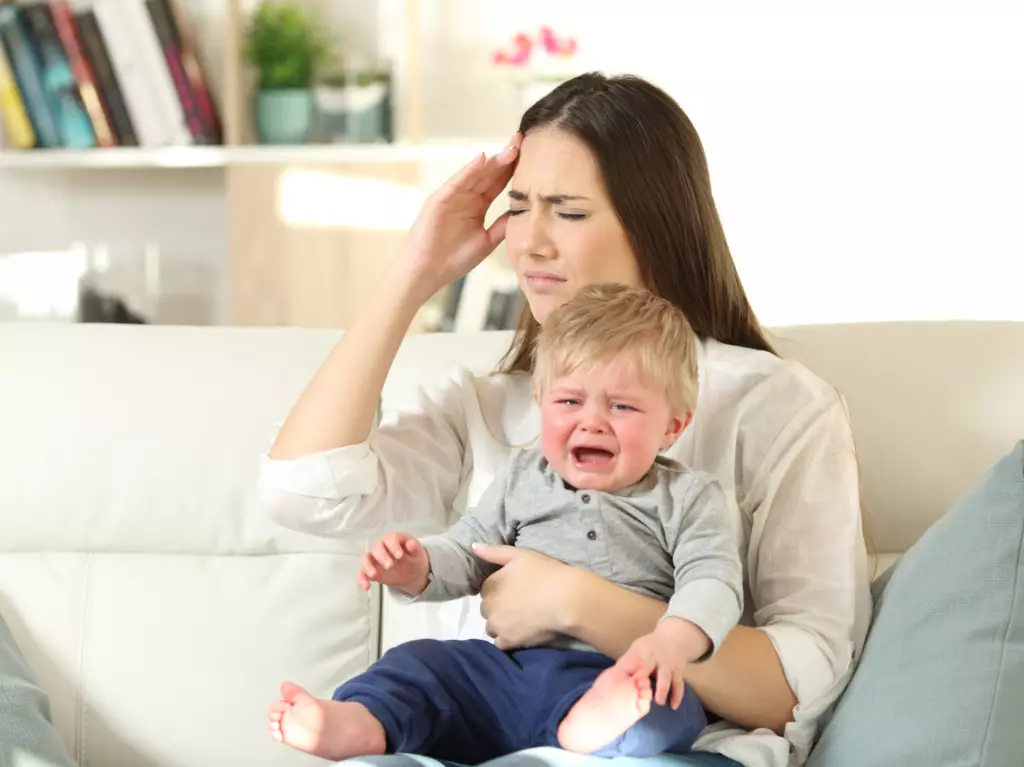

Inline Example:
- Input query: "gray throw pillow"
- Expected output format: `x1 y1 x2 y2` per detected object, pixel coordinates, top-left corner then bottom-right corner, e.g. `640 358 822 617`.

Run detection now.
0 613 76 767
808 440 1024 767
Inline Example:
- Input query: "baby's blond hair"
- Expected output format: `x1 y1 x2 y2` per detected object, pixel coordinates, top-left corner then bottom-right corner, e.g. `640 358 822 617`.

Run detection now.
532 284 699 414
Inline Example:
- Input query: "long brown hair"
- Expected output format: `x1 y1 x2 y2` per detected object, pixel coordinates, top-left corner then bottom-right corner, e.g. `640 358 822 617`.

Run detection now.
498 73 775 373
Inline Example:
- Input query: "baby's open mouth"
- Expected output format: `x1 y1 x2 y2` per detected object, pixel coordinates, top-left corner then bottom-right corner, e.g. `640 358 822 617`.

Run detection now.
571 447 616 465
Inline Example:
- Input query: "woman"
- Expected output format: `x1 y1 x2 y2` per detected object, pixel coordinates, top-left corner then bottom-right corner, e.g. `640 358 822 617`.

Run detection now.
258 73 871 767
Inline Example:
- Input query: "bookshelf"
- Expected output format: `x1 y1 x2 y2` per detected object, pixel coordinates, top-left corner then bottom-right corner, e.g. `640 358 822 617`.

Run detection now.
0 0 429 159
0 0 509 330
0 142 504 169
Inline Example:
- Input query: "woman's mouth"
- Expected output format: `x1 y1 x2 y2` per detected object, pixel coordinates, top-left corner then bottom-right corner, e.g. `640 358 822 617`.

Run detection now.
524 272 567 293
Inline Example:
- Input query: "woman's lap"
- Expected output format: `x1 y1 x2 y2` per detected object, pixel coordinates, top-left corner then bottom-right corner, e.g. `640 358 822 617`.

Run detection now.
335 748 741 767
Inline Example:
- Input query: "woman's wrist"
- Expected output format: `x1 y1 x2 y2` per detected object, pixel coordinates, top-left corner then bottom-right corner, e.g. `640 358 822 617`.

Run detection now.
555 565 601 635
381 256 442 310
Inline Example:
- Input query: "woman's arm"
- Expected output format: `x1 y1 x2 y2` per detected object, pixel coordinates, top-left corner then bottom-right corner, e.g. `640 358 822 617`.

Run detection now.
269 138 521 460
561 569 795 734
476 546 797 733
268 266 432 459
683 626 795 735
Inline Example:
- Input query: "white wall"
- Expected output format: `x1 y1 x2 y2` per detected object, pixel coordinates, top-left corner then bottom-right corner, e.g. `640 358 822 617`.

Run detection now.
2 1 1021 327
412 0 1024 325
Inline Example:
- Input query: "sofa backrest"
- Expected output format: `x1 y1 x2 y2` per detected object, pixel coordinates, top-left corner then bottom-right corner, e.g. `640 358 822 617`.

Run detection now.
769 322 1024 557
0 324 365 767
0 320 1020 767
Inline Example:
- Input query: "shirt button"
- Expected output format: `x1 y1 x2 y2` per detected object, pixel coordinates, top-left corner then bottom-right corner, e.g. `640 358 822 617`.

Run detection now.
586 530 597 541
581 493 591 503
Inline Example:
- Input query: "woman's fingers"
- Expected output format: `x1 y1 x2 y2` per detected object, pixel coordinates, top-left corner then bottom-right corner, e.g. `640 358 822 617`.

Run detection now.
471 141 520 196
479 135 522 197
485 210 511 250
434 135 519 204
471 543 519 566
434 152 486 202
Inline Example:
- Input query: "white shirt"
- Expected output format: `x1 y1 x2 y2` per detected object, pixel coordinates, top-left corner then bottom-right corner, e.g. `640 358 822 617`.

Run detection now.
256 338 871 767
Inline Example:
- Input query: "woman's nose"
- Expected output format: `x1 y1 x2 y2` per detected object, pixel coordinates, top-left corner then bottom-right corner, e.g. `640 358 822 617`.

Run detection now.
512 211 557 261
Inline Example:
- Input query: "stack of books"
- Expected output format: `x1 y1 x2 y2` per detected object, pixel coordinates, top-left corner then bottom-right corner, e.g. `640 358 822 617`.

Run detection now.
0 0 220 150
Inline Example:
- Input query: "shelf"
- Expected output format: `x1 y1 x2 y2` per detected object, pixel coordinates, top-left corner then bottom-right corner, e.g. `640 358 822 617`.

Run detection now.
0 142 506 170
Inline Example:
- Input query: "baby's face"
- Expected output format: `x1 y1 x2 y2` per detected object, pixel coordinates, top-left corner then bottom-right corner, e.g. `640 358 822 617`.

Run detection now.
538 359 686 492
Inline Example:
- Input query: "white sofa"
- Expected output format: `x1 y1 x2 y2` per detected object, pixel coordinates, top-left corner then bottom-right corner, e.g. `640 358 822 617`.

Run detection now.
1 320 1022 767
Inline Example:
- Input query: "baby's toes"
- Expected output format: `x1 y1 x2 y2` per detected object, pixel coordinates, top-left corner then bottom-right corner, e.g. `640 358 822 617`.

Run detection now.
633 674 653 698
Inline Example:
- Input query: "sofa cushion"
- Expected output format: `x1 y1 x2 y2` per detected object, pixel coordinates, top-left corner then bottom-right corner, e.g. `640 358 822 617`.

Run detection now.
808 440 1024 767
0 324 379 766
0 612 76 767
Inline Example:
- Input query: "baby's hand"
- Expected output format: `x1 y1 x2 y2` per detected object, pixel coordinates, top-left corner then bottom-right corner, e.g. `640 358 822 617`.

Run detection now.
614 618 710 710
357 532 430 596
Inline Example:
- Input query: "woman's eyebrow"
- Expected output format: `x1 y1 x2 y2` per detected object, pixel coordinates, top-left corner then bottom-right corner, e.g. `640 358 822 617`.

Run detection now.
508 189 591 203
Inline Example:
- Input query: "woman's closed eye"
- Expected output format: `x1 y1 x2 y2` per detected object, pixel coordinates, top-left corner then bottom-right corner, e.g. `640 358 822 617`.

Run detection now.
507 208 587 221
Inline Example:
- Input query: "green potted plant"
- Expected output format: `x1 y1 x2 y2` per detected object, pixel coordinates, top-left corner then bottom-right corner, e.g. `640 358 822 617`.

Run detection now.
244 2 333 144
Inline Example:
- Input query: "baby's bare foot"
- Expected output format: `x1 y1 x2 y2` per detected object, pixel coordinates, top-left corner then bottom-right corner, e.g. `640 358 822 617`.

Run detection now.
268 681 386 760
558 665 652 754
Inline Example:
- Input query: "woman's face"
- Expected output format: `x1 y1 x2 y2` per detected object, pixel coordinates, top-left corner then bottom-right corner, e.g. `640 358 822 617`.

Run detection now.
505 128 642 323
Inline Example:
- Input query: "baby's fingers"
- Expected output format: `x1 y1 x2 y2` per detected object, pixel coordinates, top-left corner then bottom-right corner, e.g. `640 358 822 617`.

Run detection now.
361 553 379 582
382 532 406 561
654 665 672 708
371 539 394 569
670 668 686 710
404 537 421 555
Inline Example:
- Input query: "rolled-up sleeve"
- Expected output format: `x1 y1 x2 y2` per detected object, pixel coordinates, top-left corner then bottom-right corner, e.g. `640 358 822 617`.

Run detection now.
747 398 870 762
255 368 474 540
664 478 744 654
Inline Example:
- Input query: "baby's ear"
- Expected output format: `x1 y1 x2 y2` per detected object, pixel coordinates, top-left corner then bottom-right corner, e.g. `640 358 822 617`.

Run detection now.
661 412 692 449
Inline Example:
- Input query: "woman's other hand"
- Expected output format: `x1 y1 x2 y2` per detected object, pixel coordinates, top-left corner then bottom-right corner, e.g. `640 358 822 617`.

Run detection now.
475 544 575 650
398 134 522 297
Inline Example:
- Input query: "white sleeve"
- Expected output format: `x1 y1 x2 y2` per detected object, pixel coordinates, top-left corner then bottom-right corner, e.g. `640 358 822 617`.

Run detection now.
747 397 869 753
254 370 472 540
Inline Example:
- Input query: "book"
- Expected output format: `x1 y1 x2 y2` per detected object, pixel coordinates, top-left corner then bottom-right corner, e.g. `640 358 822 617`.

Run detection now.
0 3 59 147
48 0 115 146
73 4 137 146
115 0 190 145
0 28 36 147
161 0 218 141
143 0 204 143
92 0 173 146
20 0 96 147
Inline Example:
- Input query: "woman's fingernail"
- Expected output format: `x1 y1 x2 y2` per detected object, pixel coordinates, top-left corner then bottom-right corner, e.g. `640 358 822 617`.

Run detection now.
471 542 482 549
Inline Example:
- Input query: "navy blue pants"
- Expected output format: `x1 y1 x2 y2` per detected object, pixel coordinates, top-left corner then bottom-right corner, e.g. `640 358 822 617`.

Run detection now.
333 639 707 765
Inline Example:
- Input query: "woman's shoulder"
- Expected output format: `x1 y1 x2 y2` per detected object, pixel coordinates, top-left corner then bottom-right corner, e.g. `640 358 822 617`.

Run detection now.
411 364 537 447
698 338 853 468
406 363 532 405
702 337 844 415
